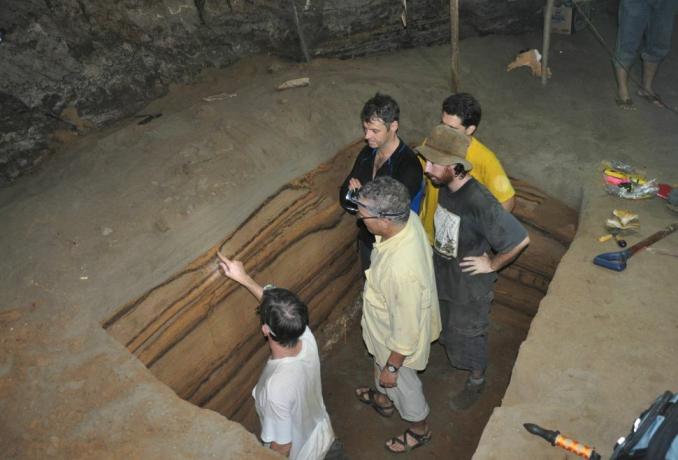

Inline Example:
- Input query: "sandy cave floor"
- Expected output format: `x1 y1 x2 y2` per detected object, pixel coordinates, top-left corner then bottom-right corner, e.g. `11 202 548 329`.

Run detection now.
1 11 678 460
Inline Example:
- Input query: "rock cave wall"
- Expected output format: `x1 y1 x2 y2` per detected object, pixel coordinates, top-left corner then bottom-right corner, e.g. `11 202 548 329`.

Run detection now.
0 0 546 185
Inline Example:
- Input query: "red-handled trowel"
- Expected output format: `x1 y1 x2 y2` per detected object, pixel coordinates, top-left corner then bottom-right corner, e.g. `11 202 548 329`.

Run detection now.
593 223 678 271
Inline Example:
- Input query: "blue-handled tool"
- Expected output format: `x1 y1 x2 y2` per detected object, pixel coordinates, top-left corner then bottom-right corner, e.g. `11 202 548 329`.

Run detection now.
594 223 678 271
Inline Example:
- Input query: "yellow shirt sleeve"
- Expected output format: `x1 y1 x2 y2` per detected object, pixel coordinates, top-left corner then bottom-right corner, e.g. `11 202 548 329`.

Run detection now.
467 137 515 203
418 160 438 245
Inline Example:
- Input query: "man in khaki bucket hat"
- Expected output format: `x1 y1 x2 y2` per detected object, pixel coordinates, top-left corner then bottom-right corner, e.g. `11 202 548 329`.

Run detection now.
416 124 473 171
417 124 530 410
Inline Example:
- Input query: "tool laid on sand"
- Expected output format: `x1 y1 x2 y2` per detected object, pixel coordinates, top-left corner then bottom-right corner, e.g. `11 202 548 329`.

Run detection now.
524 391 678 459
524 423 600 459
598 209 639 248
599 228 627 247
594 223 678 271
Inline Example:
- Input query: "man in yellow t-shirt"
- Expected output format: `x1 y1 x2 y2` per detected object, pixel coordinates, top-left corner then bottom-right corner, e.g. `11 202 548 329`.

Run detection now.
419 93 515 243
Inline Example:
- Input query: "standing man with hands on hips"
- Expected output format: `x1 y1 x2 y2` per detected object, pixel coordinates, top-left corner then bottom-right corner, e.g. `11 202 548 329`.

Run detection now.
417 124 529 410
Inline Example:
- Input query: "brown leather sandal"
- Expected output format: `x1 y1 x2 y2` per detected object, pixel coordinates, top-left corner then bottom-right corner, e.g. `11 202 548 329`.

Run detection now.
355 387 395 417
384 428 432 454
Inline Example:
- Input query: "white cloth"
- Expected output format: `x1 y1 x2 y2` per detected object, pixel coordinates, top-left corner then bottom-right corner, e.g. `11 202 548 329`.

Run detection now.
253 327 335 460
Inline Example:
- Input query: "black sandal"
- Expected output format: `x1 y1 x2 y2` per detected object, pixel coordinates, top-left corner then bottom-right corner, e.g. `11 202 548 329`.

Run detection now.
355 387 395 417
637 90 666 108
385 428 432 454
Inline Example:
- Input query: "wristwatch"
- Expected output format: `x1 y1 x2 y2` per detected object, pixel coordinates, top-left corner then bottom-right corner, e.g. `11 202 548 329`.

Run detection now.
385 363 399 373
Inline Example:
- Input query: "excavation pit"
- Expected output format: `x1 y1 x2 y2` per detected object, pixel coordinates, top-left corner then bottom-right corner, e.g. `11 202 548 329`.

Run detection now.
103 140 577 457
4 14 677 456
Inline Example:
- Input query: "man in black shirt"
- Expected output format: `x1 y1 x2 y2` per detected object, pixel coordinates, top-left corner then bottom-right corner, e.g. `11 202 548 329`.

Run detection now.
417 124 530 410
339 93 423 271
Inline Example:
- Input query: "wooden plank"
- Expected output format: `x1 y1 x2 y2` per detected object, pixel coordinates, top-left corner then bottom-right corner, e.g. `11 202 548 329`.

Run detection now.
511 177 578 246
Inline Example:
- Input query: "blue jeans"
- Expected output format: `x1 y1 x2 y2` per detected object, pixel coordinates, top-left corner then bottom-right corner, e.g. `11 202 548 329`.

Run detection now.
614 0 677 69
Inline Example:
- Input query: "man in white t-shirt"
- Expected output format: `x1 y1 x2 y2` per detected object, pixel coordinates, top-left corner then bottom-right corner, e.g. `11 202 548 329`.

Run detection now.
217 253 335 460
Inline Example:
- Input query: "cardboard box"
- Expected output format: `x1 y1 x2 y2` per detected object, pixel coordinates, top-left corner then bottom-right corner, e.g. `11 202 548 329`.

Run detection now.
551 5 574 35
551 0 593 35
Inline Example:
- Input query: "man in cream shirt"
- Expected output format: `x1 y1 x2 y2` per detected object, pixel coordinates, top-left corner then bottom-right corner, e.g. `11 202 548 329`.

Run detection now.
349 176 441 454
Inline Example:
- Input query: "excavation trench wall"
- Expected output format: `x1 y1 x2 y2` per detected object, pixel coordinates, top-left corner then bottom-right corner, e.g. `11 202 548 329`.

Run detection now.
103 140 365 432
103 139 577 434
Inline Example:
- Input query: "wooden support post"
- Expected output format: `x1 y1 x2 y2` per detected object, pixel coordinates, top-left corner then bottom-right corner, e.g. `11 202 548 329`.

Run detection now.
542 0 554 85
450 0 460 92
290 0 311 63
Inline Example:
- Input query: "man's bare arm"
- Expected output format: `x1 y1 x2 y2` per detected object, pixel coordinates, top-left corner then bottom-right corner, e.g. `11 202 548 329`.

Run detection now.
459 235 530 275
270 441 292 457
216 252 264 301
488 234 529 271
501 196 516 213
379 351 406 388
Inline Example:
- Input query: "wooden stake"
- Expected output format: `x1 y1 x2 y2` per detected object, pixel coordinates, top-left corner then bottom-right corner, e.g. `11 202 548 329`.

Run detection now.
290 0 311 63
542 0 555 85
450 0 460 92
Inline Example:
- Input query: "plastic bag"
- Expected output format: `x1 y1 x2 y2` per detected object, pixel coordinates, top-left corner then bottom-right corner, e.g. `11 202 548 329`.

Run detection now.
606 179 659 200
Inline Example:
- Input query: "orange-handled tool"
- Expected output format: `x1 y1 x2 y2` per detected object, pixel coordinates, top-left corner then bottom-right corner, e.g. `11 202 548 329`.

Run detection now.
524 423 601 459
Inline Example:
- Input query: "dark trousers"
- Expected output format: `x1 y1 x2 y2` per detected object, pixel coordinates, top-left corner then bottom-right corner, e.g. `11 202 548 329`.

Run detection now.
324 439 348 460
358 238 372 272
439 292 493 373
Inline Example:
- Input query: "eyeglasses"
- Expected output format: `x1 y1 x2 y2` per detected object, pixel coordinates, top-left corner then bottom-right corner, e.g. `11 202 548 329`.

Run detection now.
346 192 379 218
345 189 409 220
358 214 380 221
354 201 381 221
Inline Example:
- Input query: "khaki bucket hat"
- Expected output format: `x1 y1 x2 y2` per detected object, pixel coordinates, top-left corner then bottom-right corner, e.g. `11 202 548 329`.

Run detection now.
416 124 473 171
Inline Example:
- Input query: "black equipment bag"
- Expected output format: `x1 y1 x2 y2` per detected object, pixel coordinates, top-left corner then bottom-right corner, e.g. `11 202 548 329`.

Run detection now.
610 391 678 460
